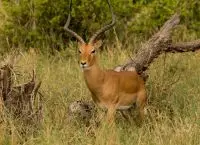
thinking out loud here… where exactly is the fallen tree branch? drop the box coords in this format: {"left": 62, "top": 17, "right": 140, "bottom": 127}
{"left": 118, "top": 13, "right": 180, "bottom": 74}
{"left": 115, "top": 13, "right": 200, "bottom": 75}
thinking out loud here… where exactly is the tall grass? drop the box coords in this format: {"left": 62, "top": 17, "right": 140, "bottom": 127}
{"left": 0, "top": 38, "right": 200, "bottom": 145}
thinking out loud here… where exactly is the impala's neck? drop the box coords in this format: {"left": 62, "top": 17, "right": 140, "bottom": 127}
{"left": 83, "top": 58, "right": 104, "bottom": 93}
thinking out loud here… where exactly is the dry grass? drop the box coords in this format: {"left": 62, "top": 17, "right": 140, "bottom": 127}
{"left": 0, "top": 2, "right": 199, "bottom": 143}
{"left": 0, "top": 43, "right": 200, "bottom": 145}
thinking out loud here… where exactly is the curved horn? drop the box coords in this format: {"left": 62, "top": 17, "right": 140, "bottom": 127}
{"left": 64, "top": 0, "right": 85, "bottom": 44}
{"left": 89, "top": 0, "right": 116, "bottom": 44}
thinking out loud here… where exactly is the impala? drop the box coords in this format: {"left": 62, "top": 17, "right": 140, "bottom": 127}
{"left": 64, "top": 0, "right": 147, "bottom": 122}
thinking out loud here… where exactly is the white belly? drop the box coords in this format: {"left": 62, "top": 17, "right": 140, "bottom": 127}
{"left": 97, "top": 102, "right": 133, "bottom": 110}
{"left": 117, "top": 105, "right": 132, "bottom": 110}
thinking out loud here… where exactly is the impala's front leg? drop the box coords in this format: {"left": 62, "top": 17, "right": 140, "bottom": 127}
{"left": 106, "top": 106, "right": 116, "bottom": 124}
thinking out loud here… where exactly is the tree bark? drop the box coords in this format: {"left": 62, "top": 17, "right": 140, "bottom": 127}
{"left": 166, "top": 39, "right": 200, "bottom": 53}
{"left": 116, "top": 13, "right": 200, "bottom": 74}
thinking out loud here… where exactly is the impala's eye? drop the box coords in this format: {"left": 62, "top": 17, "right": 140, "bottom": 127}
{"left": 78, "top": 50, "right": 81, "bottom": 54}
{"left": 91, "top": 50, "right": 96, "bottom": 54}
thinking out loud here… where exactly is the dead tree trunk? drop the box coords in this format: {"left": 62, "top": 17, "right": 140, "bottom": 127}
{"left": 0, "top": 64, "right": 43, "bottom": 124}
{"left": 68, "top": 13, "right": 200, "bottom": 120}
{"left": 117, "top": 13, "right": 200, "bottom": 74}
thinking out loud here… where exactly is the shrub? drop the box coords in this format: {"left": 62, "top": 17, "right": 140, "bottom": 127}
{"left": 0, "top": 0, "right": 199, "bottom": 53}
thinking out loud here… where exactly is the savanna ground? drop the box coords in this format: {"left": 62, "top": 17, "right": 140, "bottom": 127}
{"left": 0, "top": 30, "right": 200, "bottom": 145}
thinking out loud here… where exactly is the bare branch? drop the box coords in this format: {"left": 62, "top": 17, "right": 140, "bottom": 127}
{"left": 166, "top": 39, "right": 200, "bottom": 53}
{"left": 118, "top": 13, "right": 180, "bottom": 74}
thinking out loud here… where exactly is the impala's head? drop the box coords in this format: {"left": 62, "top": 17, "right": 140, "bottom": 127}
{"left": 78, "top": 41, "right": 102, "bottom": 69}
{"left": 64, "top": 0, "right": 115, "bottom": 69}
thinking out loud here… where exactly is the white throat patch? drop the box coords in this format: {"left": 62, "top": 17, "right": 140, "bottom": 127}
{"left": 81, "top": 66, "right": 91, "bottom": 71}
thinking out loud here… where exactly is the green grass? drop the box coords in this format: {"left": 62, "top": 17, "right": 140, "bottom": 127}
{"left": 0, "top": 44, "right": 200, "bottom": 145}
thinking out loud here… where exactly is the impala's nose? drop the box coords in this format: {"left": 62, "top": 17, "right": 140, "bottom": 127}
{"left": 80, "top": 61, "right": 88, "bottom": 68}
{"left": 81, "top": 62, "right": 86, "bottom": 65}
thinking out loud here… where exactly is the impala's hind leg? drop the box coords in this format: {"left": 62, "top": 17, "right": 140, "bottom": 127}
{"left": 136, "top": 90, "right": 147, "bottom": 122}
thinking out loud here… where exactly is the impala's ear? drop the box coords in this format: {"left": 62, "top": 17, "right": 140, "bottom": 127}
{"left": 93, "top": 40, "right": 103, "bottom": 49}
